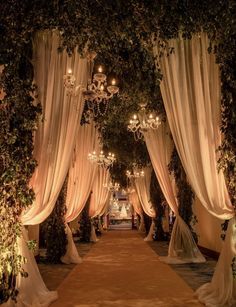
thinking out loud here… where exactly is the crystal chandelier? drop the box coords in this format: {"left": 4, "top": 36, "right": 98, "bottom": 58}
{"left": 127, "top": 103, "right": 161, "bottom": 140}
{"left": 83, "top": 65, "right": 119, "bottom": 117}
{"left": 88, "top": 150, "right": 116, "bottom": 167}
{"left": 103, "top": 181, "right": 120, "bottom": 192}
{"left": 63, "top": 68, "right": 86, "bottom": 97}
{"left": 126, "top": 169, "right": 145, "bottom": 179}
{"left": 63, "top": 68, "right": 77, "bottom": 96}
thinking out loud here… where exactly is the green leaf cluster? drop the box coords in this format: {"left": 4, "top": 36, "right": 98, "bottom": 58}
{"left": 41, "top": 179, "right": 68, "bottom": 263}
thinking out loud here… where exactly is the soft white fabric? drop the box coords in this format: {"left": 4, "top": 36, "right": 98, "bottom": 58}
{"left": 60, "top": 224, "right": 82, "bottom": 264}
{"left": 159, "top": 215, "right": 205, "bottom": 264}
{"left": 134, "top": 167, "right": 156, "bottom": 241}
{"left": 156, "top": 32, "right": 235, "bottom": 306}
{"left": 90, "top": 224, "right": 99, "bottom": 243}
{"left": 89, "top": 167, "right": 110, "bottom": 218}
{"left": 129, "top": 190, "right": 145, "bottom": 232}
{"left": 66, "top": 122, "right": 99, "bottom": 222}
{"left": 23, "top": 30, "right": 88, "bottom": 224}
{"left": 144, "top": 220, "right": 155, "bottom": 242}
{"left": 3, "top": 228, "right": 58, "bottom": 307}
{"left": 98, "top": 218, "right": 105, "bottom": 233}
{"left": 196, "top": 217, "right": 236, "bottom": 306}
{"left": 143, "top": 125, "right": 178, "bottom": 214}
{"left": 143, "top": 123, "right": 205, "bottom": 263}
{"left": 89, "top": 167, "right": 110, "bottom": 242}
{"left": 120, "top": 203, "right": 128, "bottom": 219}
{"left": 135, "top": 166, "right": 155, "bottom": 218}
{"left": 17, "top": 30, "right": 87, "bottom": 306}
{"left": 62, "top": 123, "right": 99, "bottom": 263}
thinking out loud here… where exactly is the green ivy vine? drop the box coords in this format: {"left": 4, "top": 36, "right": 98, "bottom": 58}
{"left": 168, "top": 147, "right": 197, "bottom": 242}
{"left": 79, "top": 194, "right": 92, "bottom": 243}
{"left": 150, "top": 169, "right": 168, "bottom": 241}
{"left": 41, "top": 178, "right": 68, "bottom": 264}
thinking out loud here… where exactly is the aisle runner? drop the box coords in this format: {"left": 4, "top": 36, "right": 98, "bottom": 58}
{"left": 51, "top": 231, "right": 202, "bottom": 307}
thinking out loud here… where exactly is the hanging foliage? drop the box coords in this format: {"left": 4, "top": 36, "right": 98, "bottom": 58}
{"left": 41, "top": 178, "right": 68, "bottom": 263}
{"left": 168, "top": 147, "right": 197, "bottom": 242}
{"left": 0, "top": 39, "right": 40, "bottom": 302}
{"left": 79, "top": 194, "right": 92, "bottom": 243}
{"left": 150, "top": 169, "right": 168, "bottom": 241}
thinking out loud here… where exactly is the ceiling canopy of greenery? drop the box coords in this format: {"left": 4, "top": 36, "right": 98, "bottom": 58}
{"left": 0, "top": 0, "right": 235, "bottom": 186}
{"left": 1, "top": 1, "right": 236, "bottom": 174}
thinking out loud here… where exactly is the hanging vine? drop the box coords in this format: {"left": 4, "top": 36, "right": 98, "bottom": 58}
{"left": 168, "top": 147, "right": 197, "bottom": 242}
{"left": 150, "top": 169, "right": 168, "bottom": 241}
{"left": 79, "top": 194, "right": 92, "bottom": 243}
{"left": 41, "top": 177, "right": 68, "bottom": 264}
{"left": 0, "top": 34, "right": 40, "bottom": 303}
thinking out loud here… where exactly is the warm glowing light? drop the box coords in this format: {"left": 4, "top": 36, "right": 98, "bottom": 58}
{"left": 133, "top": 114, "right": 137, "bottom": 120}
{"left": 68, "top": 68, "right": 72, "bottom": 74}
{"left": 149, "top": 114, "right": 153, "bottom": 119}
{"left": 100, "top": 84, "right": 104, "bottom": 91}
{"left": 111, "top": 79, "right": 116, "bottom": 85}
{"left": 98, "top": 66, "right": 103, "bottom": 73}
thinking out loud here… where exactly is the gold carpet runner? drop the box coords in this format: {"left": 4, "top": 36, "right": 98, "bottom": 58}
{"left": 51, "top": 230, "right": 202, "bottom": 306}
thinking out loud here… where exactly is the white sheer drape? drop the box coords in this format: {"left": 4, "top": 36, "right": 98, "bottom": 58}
{"left": 129, "top": 190, "right": 145, "bottom": 232}
{"left": 4, "top": 228, "right": 57, "bottom": 307}
{"left": 8, "top": 30, "right": 88, "bottom": 306}
{"left": 156, "top": 32, "right": 235, "bottom": 306}
{"left": 89, "top": 167, "right": 110, "bottom": 218}
{"left": 135, "top": 167, "right": 155, "bottom": 241}
{"left": 61, "top": 123, "right": 99, "bottom": 263}
{"left": 143, "top": 123, "right": 205, "bottom": 263}
{"left": 66, "top": 122, "right": 99, "bottom": 222}
{"left": 23, "top": 30, "right": 88, "bottom": 224}
{"left": 89, "top": 167, "right": 110, "bottom": 242}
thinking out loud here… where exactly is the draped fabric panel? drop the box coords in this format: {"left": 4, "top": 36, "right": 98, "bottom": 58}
{"left": 134, "top": 167, "right": 155, "bottom": 218}
{"left": 89, "top": 167, "right": 110, "bottom": 218}
{"left": 66, "top": 122, "right": 99, "bottom": 222}
{"left": 135, "top": 166, "right": 155, "bottom": 241}
{"left": 89, "top": 167, "right": 110, "bottom": 242}
{"left": 4, "top": 229, "right": 57, "bottom": 307}
{"left": 156, "top": 32, "right": 235, "bottom": 306}
{"left": 143, "top": 125, "right": 178, "bottom": 214}
{"left": 61, "top": 122, "right": 99, "bottom": 263}
{"left": 129, "top": 190, "right": 145, "bottom": 232}
{"left": 23, "top": 30, "right": 88, "bottom": 225}
{"left": 143, "top": 123, "right": 205, "bottom": 263}
{"left": 11, "top": 30, "right": 88, "bottom": 306}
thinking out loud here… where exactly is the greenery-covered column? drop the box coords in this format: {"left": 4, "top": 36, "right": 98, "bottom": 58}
{"left": 41, "top": 178, "right": 68, "bottom": 263}
{"left": 79, "top": 194, "right": 92, "bottom": 243}
{"left": 150, "top": 170, "right": 167, "bottom": 241}
{"left": 168, "top": 147, "right": 197, "bottom": 242}
{"left": 0, "top": 40, "right": 40, "bottom": 301}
